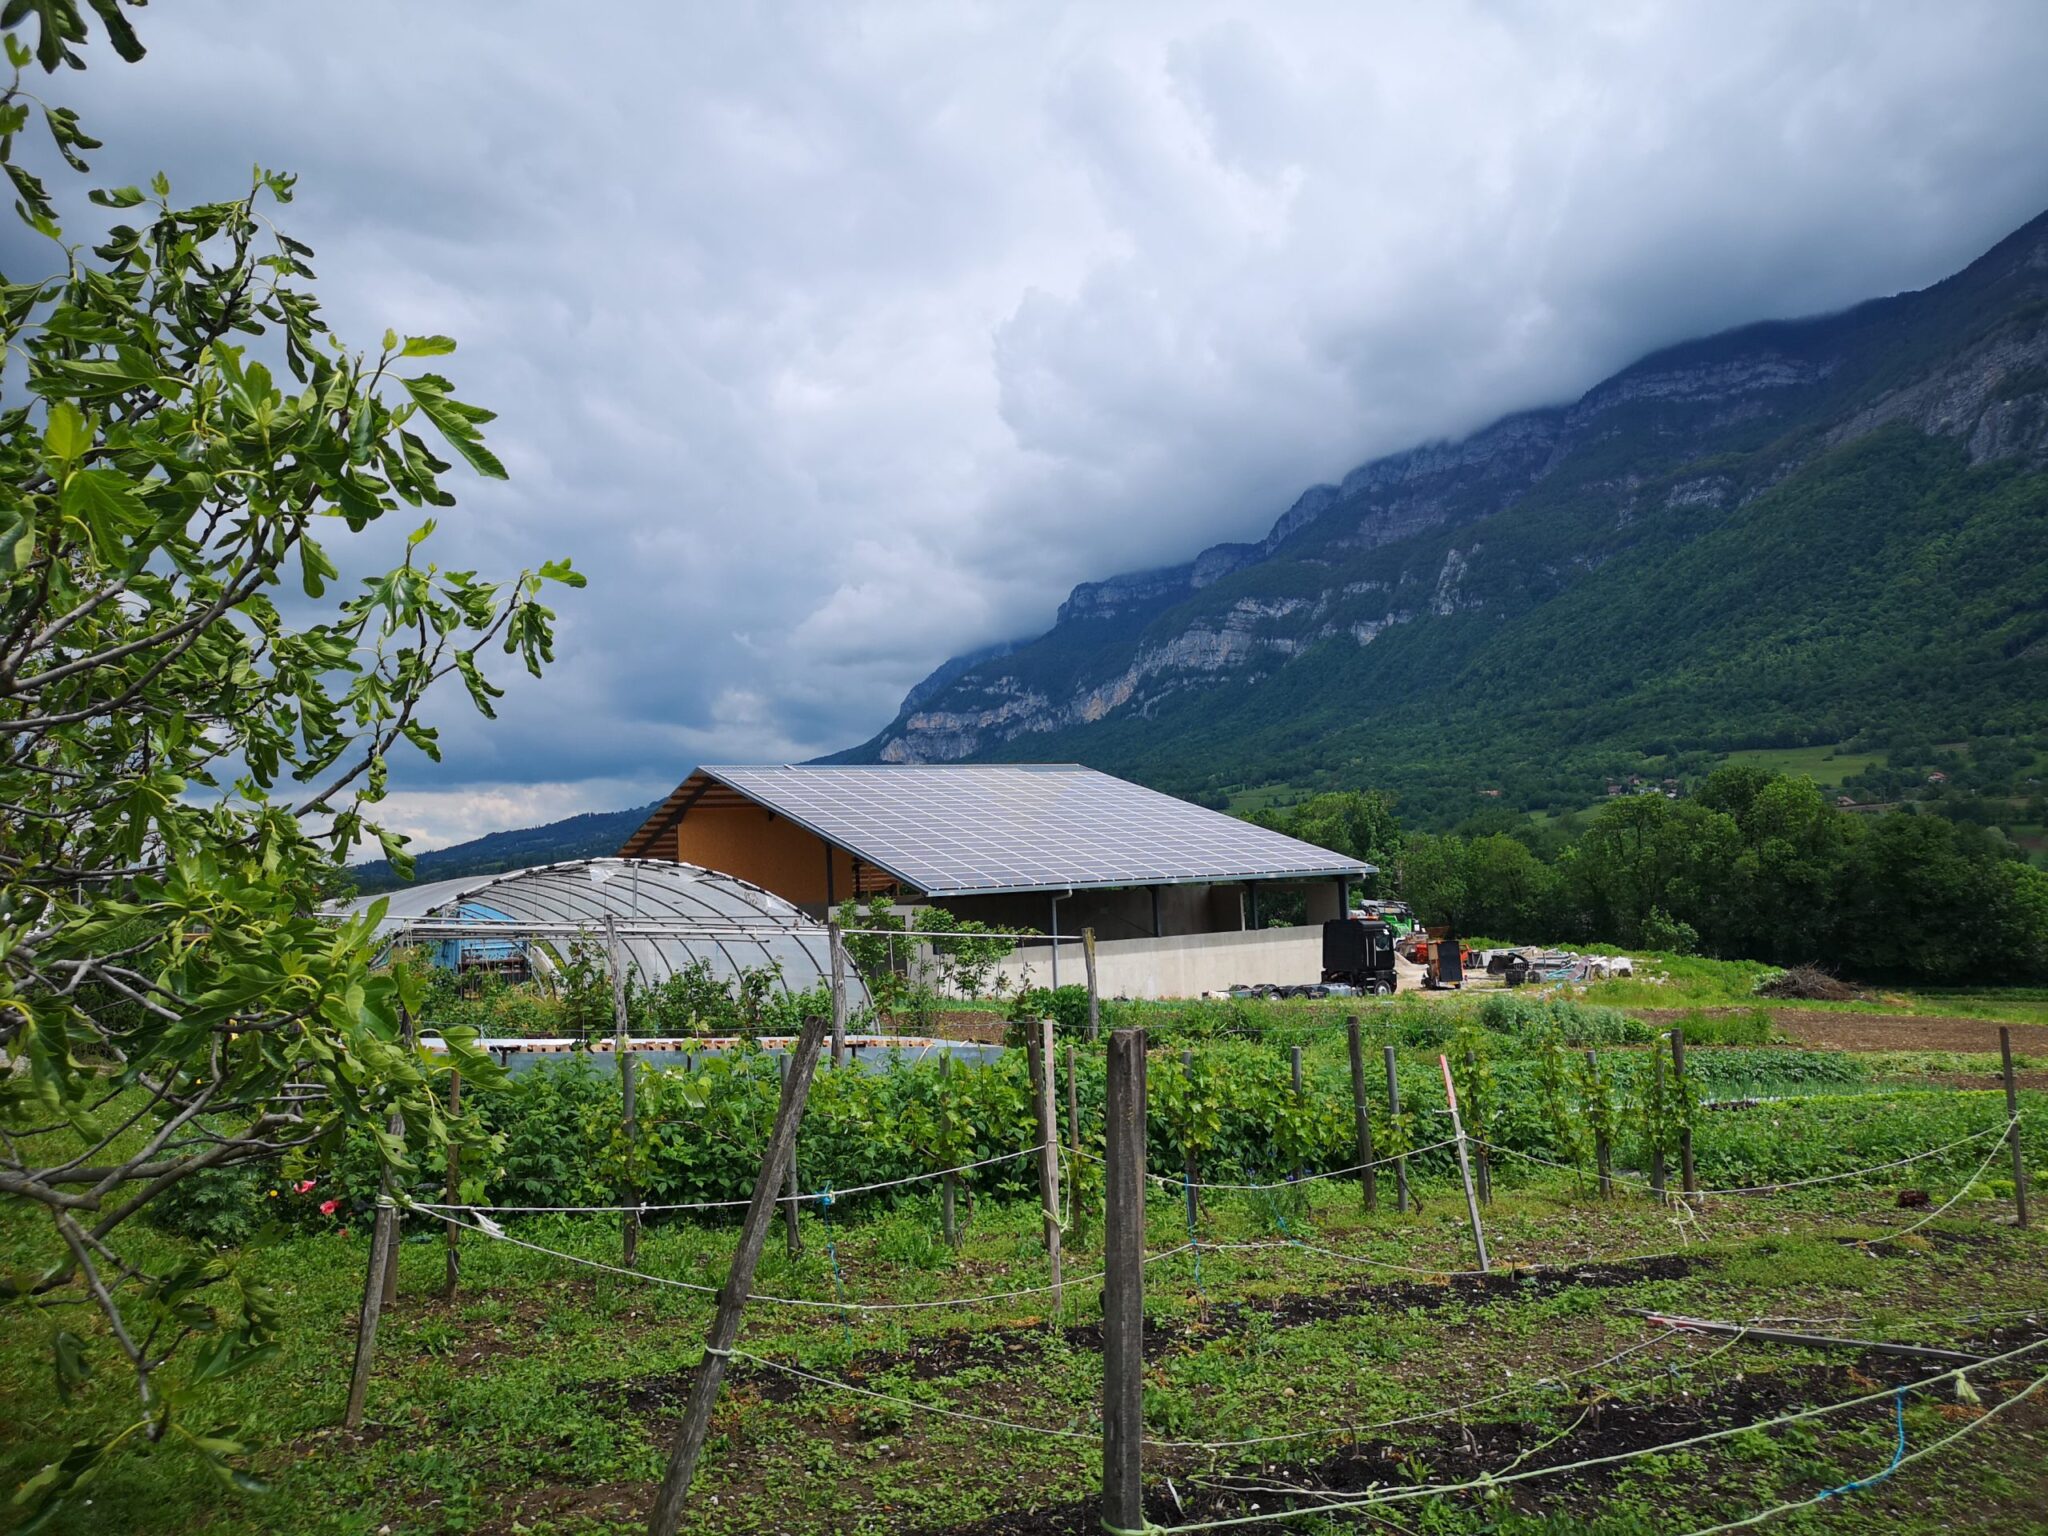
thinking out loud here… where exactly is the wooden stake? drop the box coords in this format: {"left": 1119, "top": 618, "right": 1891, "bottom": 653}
{"left": 1101, "top": 1027, "right": 1147, "bottom": 1536}
{"left": 1034, "top": 1018, "right": 1065, "bottom": 1313}
{"left": 1622, "top": 1308, "right": 1986, "bottom": 1365}
{"left": 778, "top": 1053, "right": 802, "bottom": 1259}
{"left": 1385, "top": 1044, "right": 1408, "bottom": 1213}
{"left": 2003, "top": 1026, "right": 2030, "bottom": 1229}
{"left": 1290, "top": 1044, "right": 1305, "bottom": 1181}
{"left": 1182, "top": 1048, "right": 1200, "bottom": 1230}
{"left": 1464, "top": 1049, "right": 1491, "bottom": 1206}
{"left": 443, "top": 1069, "right": 461, "bottom": 1297}
{"left": 1065, "top": 1043, "right": 1082, "bottom": 1222}
{"left": 345, "top": 1095, "right": 405, "bottom": 1430}
{"left": 1587, "top": 1048, "right": 1612, "bottom": 1200}
{"left": 608, "top": 915, "right": 640, "bottom": 1269}
{"left": 1672, "top": 1027, "right": 1696, "bottom": 1197}
{"left": 648, "top": 1012, "right": 830, "bottom": 1536}
{"left": 828, "top": 918, "right": 847, "bottom": 1069}
{"left": 1347, "top": 1017, "right": 1377, "bottom": 1212}
{"left": 1651, "top": 1041, "right": 1668, "bottom": 1198}
{"left": 939, "top": 1050, "right": 959, "bottom": 1249}
{"left": 1083, "top": 928, "right": 1101, "bottom": 1042}
{"left": 1438, "top": 1054, "right": 1490, "bottom": 1272}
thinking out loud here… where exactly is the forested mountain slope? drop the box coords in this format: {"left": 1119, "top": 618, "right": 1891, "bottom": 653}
{"left": 347, "top": 802, "right": 662, "bottom": 894}
{"left": 833, "top": 210, "right": 2048, "bottom": 823}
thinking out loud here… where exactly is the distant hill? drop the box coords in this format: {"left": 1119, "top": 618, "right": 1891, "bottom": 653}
{"left": 833, "top": 208, "right": 2048, "bottom": 830}
{"left": 345, "top": 802, "right": 662, "bottom": 895}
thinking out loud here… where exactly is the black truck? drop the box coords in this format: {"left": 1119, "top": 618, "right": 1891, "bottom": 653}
{"left": 1321, "top": 917, "right": 1400, "bottom": 995}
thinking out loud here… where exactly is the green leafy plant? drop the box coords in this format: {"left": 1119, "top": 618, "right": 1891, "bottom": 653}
{"left": 0, "top": 8, "right": 575, "bottom": 1516}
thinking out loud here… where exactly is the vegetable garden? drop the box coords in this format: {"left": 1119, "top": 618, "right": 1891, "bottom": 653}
{"left": 9, "top": 969, "right": 2046, "bottom": 1536}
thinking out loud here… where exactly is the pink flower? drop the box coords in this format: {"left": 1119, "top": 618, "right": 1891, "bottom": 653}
{"left": 320, "top": 1199, "right": 339, "bottom": 1216}
{"left": 296, "top": 1179, "right": 317, "bottom": 1194}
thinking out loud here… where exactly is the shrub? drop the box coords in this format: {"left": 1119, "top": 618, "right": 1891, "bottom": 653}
{"left": 1668, "top": 1006, "right": 1776, "bottom": 1046}
{"left": 1474, "top": 993, "right": 1647, "bottom": 1045}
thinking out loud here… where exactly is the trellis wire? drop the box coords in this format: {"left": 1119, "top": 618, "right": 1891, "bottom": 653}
{"left": 1070, "top": 1138, "right": 1460, "bottom": 1193}
{"left": 725, "top": 1327, "right": 1692, "bottom": 1452}
{"left": 409, "top": 1143, "right": 1040, "bottom": 1215}
{"left": 1471, "top": 1118, "right": 2014, "bottom": 1198}
{"left": 411, "top": 1195, "right": 1209, "bottom": 1312}
{"left": 1135, "top": 1335, "right": 2048, "bottom": 1533}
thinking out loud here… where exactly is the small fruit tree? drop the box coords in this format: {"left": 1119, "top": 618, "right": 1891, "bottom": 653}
{"left": 0, "top": 3, "right": 580, "bottom": 1515}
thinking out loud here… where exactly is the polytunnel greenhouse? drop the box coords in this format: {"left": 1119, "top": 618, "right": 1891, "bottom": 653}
{"left": 332, "top": 857, "right": 866, "bottom": 1004}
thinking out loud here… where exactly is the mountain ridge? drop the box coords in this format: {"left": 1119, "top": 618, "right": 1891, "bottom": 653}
{"left": 831, "top": 206, "right": 2048, "bottom": 820}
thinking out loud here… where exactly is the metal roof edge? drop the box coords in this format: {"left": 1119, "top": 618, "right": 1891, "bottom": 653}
{"left": 695, "top": 766, "right": 932, "bottom": 898}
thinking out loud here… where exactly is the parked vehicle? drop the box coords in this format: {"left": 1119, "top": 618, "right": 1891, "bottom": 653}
{"left": 1321, "top": 917, "right": 1400, "bottom": 995}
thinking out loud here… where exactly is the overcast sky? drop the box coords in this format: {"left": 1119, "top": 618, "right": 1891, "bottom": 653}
{"left": 31, "top": 1, "right": 2048, "bottom": 848}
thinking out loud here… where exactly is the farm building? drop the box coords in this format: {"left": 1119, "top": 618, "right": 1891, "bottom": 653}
{"left": 331, "top": 857, "right": 862, "bottom": 1003}
{"left": 616, "top": 763, "right": 1372, "bottom": 948}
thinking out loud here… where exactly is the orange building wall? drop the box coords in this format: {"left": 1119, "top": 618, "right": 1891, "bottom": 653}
{"left": 674, "top": 805, "right": 862, "bottom": 909}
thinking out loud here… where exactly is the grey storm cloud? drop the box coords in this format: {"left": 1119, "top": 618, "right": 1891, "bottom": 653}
{"left": 19, "top": 0, "right": 2048, "bottom": 847}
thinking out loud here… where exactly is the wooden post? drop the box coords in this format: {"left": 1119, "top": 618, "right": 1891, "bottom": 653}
{"left": 1347, "top": 1017, "right": 1377, "bottom": 1212}
{"left": 1385, "top": 1044, "right": 1408, "bottom": 1213}
{"left": 939, "top": 1050, "right": 959, "bottom": 1249}
{"left": 828, "top": 918, "right": 847, "bottom": 1069}
{"left": 1032, "top": 1019, "right": 1065, "bottom": 1313}
{"left": 1464, "top": 1049, "right": 1491, "bottom": 1207}
{"left": 1182, "top": 1048, "right": 1200, "bottom": 1231}
{"left": 607, "top": 915, "right": 640, "bottom": 1269}
{"left": 1101, "top": 1028, "right": 1147, "bottom": 1536}
{"left": 778, "top": 1054, "right": 802, "bottom": 1259}
{"left": 443, "top": 1070, "right": 462, "bottom": 1297}
{"left": 1065, "top": 1043, "right": 1082, "bottom": 1222}
{"left": 1588, "top": 1048, "right": 1612, "bottom": 1200}
{"left": 345, "top": 1094, "right": 406, "bottom": 1429}
{"left": 2003, "top": 1026, "right": 2030, "bottom": 1229}
{"left": 1083, "top": 928, "right": 1101, "bottom": 1042}
{"left": 1651, "top": 1041, "right": 1668, "bottom": 1198}
{"left": 1438, "top": 1054, "right": 1490, "bottom": 1273}
{"left": 648, "top": 1013, "right": 831, "bottom": 1536}
{"left": 1672, "top": 1027, "right": 1696, "bottom": 1198}
{"left": 1290, "top": 1044, "right": 1306, "bottom": 1182}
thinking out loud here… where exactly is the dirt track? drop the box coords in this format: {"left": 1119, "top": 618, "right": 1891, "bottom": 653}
{"left": 1639, "top": 1007, "right": 2048, "bottom": 1056}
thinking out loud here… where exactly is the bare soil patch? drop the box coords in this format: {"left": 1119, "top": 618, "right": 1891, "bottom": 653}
{"left": 916, "top": 1323, "right": 2048, "bottom": 1536}
{"left": 1638, "top": 1008, "right": 2048, "bottom": 1055}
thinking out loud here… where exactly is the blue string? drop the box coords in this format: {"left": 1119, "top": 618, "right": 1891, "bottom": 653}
{"left": 816, "top": 1184, "right": 853, "bottom": 1346}
{"left": 1818, "top": 1388, "right": 1908, "bottom": 1501}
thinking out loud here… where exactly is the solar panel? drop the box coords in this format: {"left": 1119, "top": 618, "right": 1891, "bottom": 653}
{"left": 698, "top": 765, "right": 1372, "bottom": 897}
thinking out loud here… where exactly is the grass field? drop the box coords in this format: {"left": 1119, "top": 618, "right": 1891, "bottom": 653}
{"left": 5, "top": 1010, "right": 2047, "bottom": 1536}
{"left": 1720, "top": 745, "right": 1887, "bottom": 787}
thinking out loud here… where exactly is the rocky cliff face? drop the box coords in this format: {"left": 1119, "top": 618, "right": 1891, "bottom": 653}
{"left": 841, "top": 209, "right": 2048, "bottom": 769}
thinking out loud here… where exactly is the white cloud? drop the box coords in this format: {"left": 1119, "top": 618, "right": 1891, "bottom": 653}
{"left": 21, "top": 0, "right": 2048, "bottom": 835}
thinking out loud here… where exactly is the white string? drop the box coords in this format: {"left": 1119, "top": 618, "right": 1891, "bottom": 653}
{"left": 1091, "top": 1139, "right": 1460, "bottom": 1193}
{"left": 1144, "top": 1328, "right": 1692, "bottom": 1450}
{"left": 423, "top": 1196, "right": 1198, "bottom": 1312}
{"left": 1471, "top": 1119, "right": 2013, "bottom": 1199}
{"left": 1667, "top": 1362, "right": 2048, "bottom": 1536}
{"left": 725, "top": 1328, "right": 1691, "bottom": 1451}
{"left": 1686, "top": 1121, "right": 2013, "bottom": 1196}
{"left": 1880, "top": 1128, "right": 2014, "bottom": 1240}
{"left": 1145, "top": 1334, "right": 2048, "bottom": 1532}
{"left": 411, "top": 1145, "right": 1039, "bottom": 1215}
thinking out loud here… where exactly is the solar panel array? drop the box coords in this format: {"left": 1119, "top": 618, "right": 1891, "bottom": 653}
{"left": 701, "top": 764, "right": 1372, "bottom": 897}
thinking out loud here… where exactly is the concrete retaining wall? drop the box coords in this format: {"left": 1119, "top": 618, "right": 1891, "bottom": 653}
{"left": 984, "top": 925, "right": 1322, "bottom": 1000}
